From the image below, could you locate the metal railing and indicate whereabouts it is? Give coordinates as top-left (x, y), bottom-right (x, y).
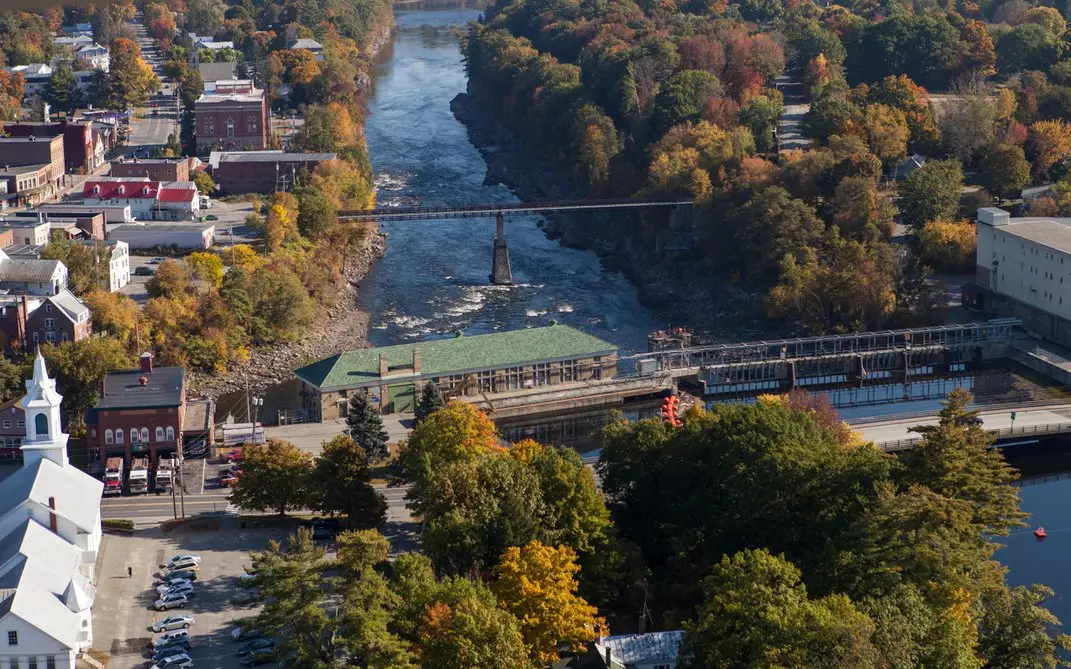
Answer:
top-left (877, 421), bottom-right (1071, 451)
top-left (1015, 470), bottom-right (1071, 487)
top-left (337, 198), bottom-right (695, 221)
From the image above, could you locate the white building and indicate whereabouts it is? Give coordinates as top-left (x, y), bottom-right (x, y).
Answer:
top-left (0, 354), bottom-right (102, 669)
top-left (970, 207), bottom-right (1071, 347)
top-left (595, 631), bottom-right (684, 669)
top-left (76, 240), bottom-right (128, 292)
top-left (83, 179), bottom-right (199, 221)
top-left (0, 249), bottom-right (68, 296)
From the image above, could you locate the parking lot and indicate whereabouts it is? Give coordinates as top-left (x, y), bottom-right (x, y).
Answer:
top-left (93, 521), bottom-right (281, 669)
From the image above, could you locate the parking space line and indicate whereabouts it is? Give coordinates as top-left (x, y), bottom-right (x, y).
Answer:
top-left (200, 458), bottom-right (206, 495)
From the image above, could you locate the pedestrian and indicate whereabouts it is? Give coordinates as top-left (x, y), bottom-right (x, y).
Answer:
top-left (127, 565), bottom-right (133, 578)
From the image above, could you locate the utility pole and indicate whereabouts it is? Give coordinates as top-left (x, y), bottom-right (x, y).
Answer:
top-left (250, 397), bottom-right (263, 445)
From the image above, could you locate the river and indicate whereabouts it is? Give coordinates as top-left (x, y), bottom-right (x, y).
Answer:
top-left (358, 4), bottom-right (663, 357)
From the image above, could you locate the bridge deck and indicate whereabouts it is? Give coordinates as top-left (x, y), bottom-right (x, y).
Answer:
top-left (337, 198), bottom-right (694, 220)
top-left (854, 404), bottom-right (1071, 450)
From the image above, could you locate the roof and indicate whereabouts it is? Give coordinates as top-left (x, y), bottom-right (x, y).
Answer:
top-left (200, 40), bottom-right (234, 50)
top-left (218, 152), bottom-right (335, 163)
top-left (196, 91), bottom-right (264, 104)
top-left (47, 290), bottom-right (89, 322)
top-left (0, 457), bottom-right (102, 534)
top-left (84, 180), bottom-right (158, 199)
top-left (0, 258), bottom-right (63, 283)
top-left (594, 631), bottom-right (684, 666)
top-left (108, 223), bottom-right (213, 233)
top-left (993, 217), bottom-right (1071, 254)
top-left (197, 61), bottom-right (236, 82)
top-left (158, 184), bottom-right (197, 203)
top-left (0, 163), bottom-right (50, 177)
top-left (183, 399), bottom-right (213, 433)
top-left (208, 150), bottom-right (282, 169)
top-left (3, 245), bottom-right (43, 259)
top-left (0, 563), bottom-right (81, 649)
top-left (288, 38), bottom-right (323, 50)
top-left (295, 324), bottom-right (617, 391)
top-left (0, 519), bottom-right (81, 584)
top-left (95, 366), bottom-right (185, 409)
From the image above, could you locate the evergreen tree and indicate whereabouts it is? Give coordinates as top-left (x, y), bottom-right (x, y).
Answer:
top-left (347, 392), bottom-right (388, 460)
top-left (415, 382), bottom-right (447, 423)
top-left (44, 62), bottom-right (78, 112)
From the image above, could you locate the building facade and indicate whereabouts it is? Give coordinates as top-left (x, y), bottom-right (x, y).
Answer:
top-left (0, 165), bottom-right (58, 208)
top-left (87, 353), bottom-right (185, 464)
top-left (0, 137), bottom-right (65, 189)
top-left (194, 81), bottom-right (269, 152)
top-left (295, 325), bottom-right (618, 420)
top-left (0, 250), bottom-right (67, 296)
top-left (109, 158), bottom-right (190, 182)
top-left (105, 223), bottom-right (214, 250)
top-left (213, 152), bottom-right (336, 194)
top-left (82, 179), bottom-right (199, 221)
top-left (4, 122), bottom-right (98, 175)
top-left (0, 292), bottom-right (91, 351)
top-left (75, 240), bottom-right (128, 292)
top-left (0, 399), bottom-right (25, 459)
top-left (966, 207), bottom-right (1071, 348)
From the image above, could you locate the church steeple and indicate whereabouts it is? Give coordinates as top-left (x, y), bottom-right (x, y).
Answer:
top-left (17, 351), bottom-right (68, 468)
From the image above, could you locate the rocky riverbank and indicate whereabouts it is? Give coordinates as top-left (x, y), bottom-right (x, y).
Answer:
top-left (450, 93), bottom-right (769, 339)
top-left (188, 231), bottom-right (385, 400)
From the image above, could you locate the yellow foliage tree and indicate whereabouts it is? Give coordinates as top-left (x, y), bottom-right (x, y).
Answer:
top-left (509, 439), bottom-right (545, 464)
top-left (1028, 120), bottom-right (1071, 180)
top-left (862, 104), bottom-right (909, 165)
top-left (396, 402), bottom-right (503, 500)
top-left (264, 192), bottom-right (301, 253)
top-left (186, 251), bottom-right (224, 288)
top-left (493, 540), bottom-right (606, 665)
top-left (82, 290), bottom-right (147, 355)
top-left (917, 217), bottom-right (977, 272)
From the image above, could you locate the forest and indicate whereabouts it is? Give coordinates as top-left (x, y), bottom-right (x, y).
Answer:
top-left (463, 0), bottom-right (1071, 333)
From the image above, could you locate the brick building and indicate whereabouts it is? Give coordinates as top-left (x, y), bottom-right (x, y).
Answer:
top-left (109, 157), bottom-right (191, 182)
top-left (194, 81), bottom-right (269, 152)
top-left (0, 398), bottom-right (25, 459)
top-left (3, 121), bottom-right (99, 174)
top-left (0, 291), bottom-right (91, 349)
top-left (213, 152), bottom-right (336, 194)
top-left (86, 353), bottom-right (185, 462)
top-left (0, 163), bottom-right (59, 207)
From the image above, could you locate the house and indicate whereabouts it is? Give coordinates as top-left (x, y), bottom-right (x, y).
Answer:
top-left (0, 398), bottom-right (25, 459)
top-left (59, 24), bottom-right (93, 38)
top-left (0, 354), bottom-right (102, 669)
top-left (594, 631), bottom-right (684, 669)
top-left (0, 164), bottom-right (59, 208)
top-left (295, 324), bottom-right (618, 420)
top-left (194, 80), bottom-right (269, 151)
top-left (86, 353), bottom-right (185, 463)
top-left (0, 249), bottom-right (67, 296)
top-left (196, 61), bottom-right (236, 84)
top-left (75, 240), bottom-right (129, 292)
top-left (82, 179), bottom-right (200, 221)
top-left (110, 157), bottom-right (191, 182)
top-left (71, 43), bottom-right (109, 73)
top-left (105, 223), bottom-right (214, 250)
top-left (212, 151), bottom-right (336, 194)
top-left (0, 221), bottom-right (49, 247)
top-left (4, 65), bottom-right (51, 97)
top-left (287, 38), bottom-right (324, 61)
top-left (24, 291), bottom-right (91, 347)
top-left (51, 36), bottom-right (94, 49)
top-left (891, 154), bottom-right (926, 181)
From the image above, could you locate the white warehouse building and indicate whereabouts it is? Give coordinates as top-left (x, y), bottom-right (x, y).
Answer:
top-left (968, 207), bottom-right (1071, 347)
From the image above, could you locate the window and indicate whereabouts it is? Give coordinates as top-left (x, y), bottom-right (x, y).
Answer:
top-left (534, 363), bottom-right (550, 386)
top-left (115, 429), bottom-right (123, 444)
top-left (561, 360), bottom-right (579, 383)
top-left (34, 414), bottom-right (47, 436)
top-left (477, 369), bottom-right (494, 393)
top-left (8, 631), bottom-right (17, 645)
top-left (166, 426), bottom-right (175, 441)
top-left (15, 420), bottom-right (22, 428)
top-left (44, 304), bottom-right (51, 314)
top-left (155, 427), bottom-right (164, 442)
top-left (44, 332), bottom-right (54, 343)
top-left (592, 356), bottom-right (602, 380)
top-left (31, 332), bottom-right (38, 343)
top-left (129, 428), bottom-right (138, 444)
top-left (204, 118), bottom-right (214, 135)
top-left (226, 117), bottom-right (235, 138)
top-left (2, 421), bottom-right (9, 429)
top-left (8, 657), bottom-right (14, 669)
top-left (141, 427), bottom-right (149, 443)
top-left (46, 657), bottom-right (54, 669)
top-left (247, 115), bottom-right (258, 133)
top-left (505, 367), bottom-right (523, 390)
top-left (27, 658), bottom-right (35, 669)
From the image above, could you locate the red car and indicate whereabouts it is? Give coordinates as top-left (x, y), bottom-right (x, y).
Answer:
top-left (224, 451), bottom-right (244, 464)
top-left (219, 470), bottom-right (239, 487)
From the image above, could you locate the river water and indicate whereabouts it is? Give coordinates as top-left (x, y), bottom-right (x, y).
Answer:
top-left (358, 5), bottom-right (663, 357)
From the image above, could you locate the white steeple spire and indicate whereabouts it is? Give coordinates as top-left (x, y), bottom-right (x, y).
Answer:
top-left (17, 350), bottom-right (68, 468)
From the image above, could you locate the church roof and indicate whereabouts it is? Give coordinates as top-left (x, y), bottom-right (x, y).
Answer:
top-left (0, 519), bottom-right (81, 579)
top-left (0, 561), bottom-right (80, 649)
top-left (0, 458), bottom-right (102, 533)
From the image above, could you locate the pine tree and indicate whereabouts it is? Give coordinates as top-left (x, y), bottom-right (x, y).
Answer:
top-left (415, 382), bottom-right (447, 423)
top-left (44, 63), bottom-right (78, 112)
top-left (347, 393), bottom-right (388, 460)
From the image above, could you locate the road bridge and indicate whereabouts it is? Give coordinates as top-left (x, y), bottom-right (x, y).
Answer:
top-left (337, 199), bottom-right (695, 285)
top-left (852, 404), bottom-right (1071, 451)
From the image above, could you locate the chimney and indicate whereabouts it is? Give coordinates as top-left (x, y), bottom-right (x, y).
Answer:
top-left (139, 376), bottom-right (148, 386)
top-left (47, 496), bottom-right (57, 533)
top-left (413, 349), bottom-right (422, 374)
top-left (139, 351), bottom-right (153, 373)
top-left (378, 354), bottom-right (388, 378)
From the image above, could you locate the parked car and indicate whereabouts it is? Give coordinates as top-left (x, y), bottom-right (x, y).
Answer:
top-left (152, 631), bottom-right (190, 648)
top-left (154, 592), bottom-right (190, 611)
top-left (156, 576), bottom-right (193, 591)
top-left (159, 583), bottom-right (195, 598)
top-left (151, 652), bottom-right (193, 669)
top-left (219, 471), bottom-right (239, 487)
top-left (224, 450), bottom-right (244, 464)
top-left (150, 615), bottom-right (193, 632)
top-left (148, 257), bottom-right (166, 265)
top-left (231, 624), bottom-right (260, 642)
top-left (152, 646), bottom-right (189, 664)
top-left (165, 554), bottom-right (202, 568)
top-left (161, 568), bottom-right (197, 582)
top-left (134, 266), bottom-right (156, 276)
top-left (237, 639), bottom-right (274, 658)
top-left (241, 651), bottom-right (273, 667)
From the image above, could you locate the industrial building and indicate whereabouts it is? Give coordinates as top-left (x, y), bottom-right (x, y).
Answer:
top-left (295, 324), bottom-right (617, 420)
top-left (106, 223), bottom-right (214, 250)
top-left (212, 151), bottom-right (336, 194)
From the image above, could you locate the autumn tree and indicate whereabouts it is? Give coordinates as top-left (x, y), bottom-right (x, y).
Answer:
top-left (229, 440), bottom-right (314, 515)
top-left (940, 97), bottom-right (998, 161)
top-left (146, 259), bottom-right (191, 298)
top-left (917, 218), bottom-right (977, 272)
top-left (41, 237), bottom-right (104, 296)
top-left (264, 192), bottom-right (301, 252)
top-left (82, 291), bottom-right (145, 355)
top-left (898, 159), bottom-right (964, 228)
top-left (493, 541), bottom-right (605, 665)
top-left (192, 170), bottom-right (215, 196)
top-left (862, 104), bottom-right (909, 165)
top-left (977, 585), bottom-right (1071, 667)
top-left (980, 144), bottom-right (1032, 200)
top-left (653, 70), bottom-right (723, 135)
top-left (1028, 119), bottom-right (1071, 180)
top-left (42, 338), bottom-right (132, 433)
top-left (186, 0), bottom-right (225, 35)
top-left (832, 176), bottom-right (896, 241)
top-left (310, 434), bottom-right (386, 528)
top-left (296, 102), bottom-right (361, 153)
top-left (185, 251), bottom-right (223, 288)
top-left (730, 186), bottom-right (824, 285)
top-left (94, 38), bottom-right (158, 110)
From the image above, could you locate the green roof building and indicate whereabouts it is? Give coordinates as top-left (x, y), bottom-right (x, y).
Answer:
top-left (294, 325), bottom-right (618, 419)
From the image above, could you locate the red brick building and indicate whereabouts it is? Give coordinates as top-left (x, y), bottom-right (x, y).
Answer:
top-left (0, 397), bottom-right (25, 459)
top-left (86, 353), bottom-right (186, 462)
top-left (0, 292), bottom-right (92, 350)
top-left (110, 157), bottom-right (191, 182)
top-left (194, 81), bottom-right (269, 152)
top-left (213, 151), bottom-right (336, 194)
top-left (3, 121), bottom-right (99, 174)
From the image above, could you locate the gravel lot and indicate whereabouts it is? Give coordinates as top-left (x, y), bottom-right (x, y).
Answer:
top-left (93, 523), bottom-right (283, 669)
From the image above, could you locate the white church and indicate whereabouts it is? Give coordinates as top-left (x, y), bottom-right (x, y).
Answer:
top-left (0, 353), bottom-right (102, 669)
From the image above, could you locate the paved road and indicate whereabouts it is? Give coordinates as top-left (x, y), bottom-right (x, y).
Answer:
top-left (775, 75), bottom-right (812, 153)
top-left (855, 405), bottom-right (1071, 447)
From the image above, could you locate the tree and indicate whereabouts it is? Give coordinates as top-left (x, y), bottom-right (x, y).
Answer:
top-left (296, 102), bottom-right (360, 153)
top-left (41, 237), bottom-right (103, 296)
top-left (898, 159), bottom-right (964, 228)
top-left (415, 382), bottom-right (447, 423)
top-left (146, 259), bottom-right (191, 298)
top-left (940, 97), bottom-right (997, 161)
top-left (0, 357), bottom-right (27, 404)
top-left (83, 291), bottom-right (145, 354)
top-left (977, 585), bottom-right (1071, 668)
top-left (186, 0), bottom-right (225, 35)
top-left (1028, 119), bottom-right (1071, 180)
top-left (311, 434), bottom-right (387, 528)
top-left (94, 38), bottom-right (158, 110)
top-left (395, 401), bottom-right (502, 499)
top-left (493, 540), bottom-right (605, 665)
top-left (980, 144), bottom-right (1031, 200)
top-left (185, 252), bottom-right (223, 289)
top-left (653, 70), bottom-right (722, 135)
top-left (680, 549), bottom-right (880, 668)
top-left (294, 186), bottom-right (338, 239)
top-left (44, 62), bottom-right (78, 112)
top-left (229, 439), bottom-right (314, 515)
top-left (738, 95), bottom-right (782, 153)
top-left (191, 170), bottom-right (215, 196)
top-left (416, 594), bottom-right (533, 669)
top-left (832, 176), bottom-right (896, 241)
top-left (346, 393), bottom-right (389, 461)
top-left (917, 218), bottom-right (977, 272)
top-left (996, 24), bottom-right (1059, 74)
top-left (861, 104), bottom-right (909, 165)
top-left (731, 186), bottom-right (824, 285)
top-left (41, 338), bottom-right (131, 433)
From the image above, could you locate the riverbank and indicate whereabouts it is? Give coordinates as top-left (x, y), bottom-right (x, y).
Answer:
top-left (449, 92), bottom-right (770, 339)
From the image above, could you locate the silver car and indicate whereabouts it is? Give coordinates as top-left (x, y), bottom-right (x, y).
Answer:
top-left (154, 592), bottom-right (190, 611)
top-left (150, 616), bottom-right (193, 632)
top-left (150, 653), bottom-right (192, 669)
top-left (152, 630), bottom-right (190, 648)
top-left (158, 583), bottom-right (195, 598)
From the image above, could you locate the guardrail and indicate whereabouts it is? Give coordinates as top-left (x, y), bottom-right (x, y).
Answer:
top-left (877, 421), bottom-right (1071, 451)
top-left (848, 396), bottom-right (1071, 426)
top-left (1015, 470), bottom-right (1071, 487)
top-left (338, 198), bottom-right (695, 220)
